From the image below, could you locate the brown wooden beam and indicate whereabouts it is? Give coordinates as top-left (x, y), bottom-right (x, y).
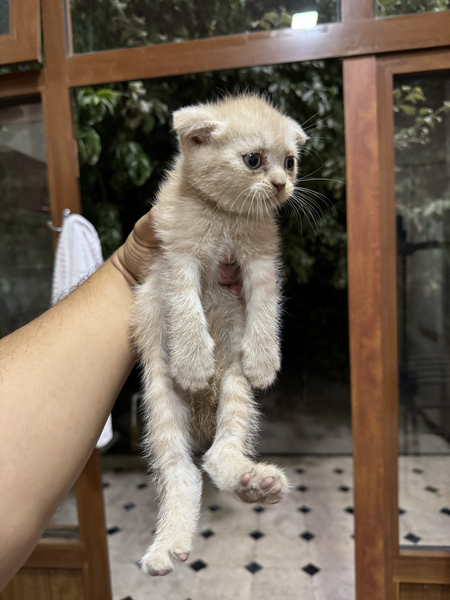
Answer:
top-left (24, 540), bottom-right (87, 569)
top-left (76, 451), bottom-right (112, 600)
top-left (67, 11), bottom-right (450, 87)
top-left (0, 71), bottom-right (43, 99)
top-left (40, 0), bottom-right (81, 224)
top-left (379, 46), bottom-right (450, 76)
top-left (395, 552), bottom-right (450, 585)
top-left (344, 54), bottom-right (399, 600)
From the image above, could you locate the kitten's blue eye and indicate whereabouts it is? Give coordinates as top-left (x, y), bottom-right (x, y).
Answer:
top-left (284, 156), bottom-right (295, 171)
top-left (243, 153), bottom-right (262, 169)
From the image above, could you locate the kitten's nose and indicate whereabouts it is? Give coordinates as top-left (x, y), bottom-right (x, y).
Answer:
top-left (272, 181), bottom-right (286, 193)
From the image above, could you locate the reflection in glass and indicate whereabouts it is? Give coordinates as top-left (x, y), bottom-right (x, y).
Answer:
top-left (395, 73), bottom-right (450, 549)
top-left (70, 0), bottom-right (339, 54)
top-left (0, 0), bottom-right (9, 35)
top-left (376, 0), bottom-right (449, 18)
top-left (0, 103), bottom-right (53, 340)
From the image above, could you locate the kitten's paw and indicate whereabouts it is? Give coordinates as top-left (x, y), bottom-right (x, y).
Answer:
top-left (236, 464), bottom-right (289, 505)
top-left (171, 332), bottom-right (215, 392)
top-left (140, 546), bottom-right (190, 577)
top-left (140, 547), bottom-right (173, 577)
top-left (242, 340), bottom-right (280, 389)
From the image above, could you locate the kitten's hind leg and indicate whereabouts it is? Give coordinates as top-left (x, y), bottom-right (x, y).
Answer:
top-left (203, 364), bottom-right (289, 505)
top-left (140, 378), bottom-right (202, 576)
top-left (132, 270), bottom-right (201, 577)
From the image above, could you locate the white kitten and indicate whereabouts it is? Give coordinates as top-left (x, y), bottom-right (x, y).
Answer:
top-left (131, 94), bottom-right (308, 576)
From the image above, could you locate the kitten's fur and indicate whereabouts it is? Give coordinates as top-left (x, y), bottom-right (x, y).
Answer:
top-left (131, 95), bottom-right (307, 576)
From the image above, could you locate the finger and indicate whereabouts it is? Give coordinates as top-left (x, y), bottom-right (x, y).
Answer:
top-left (218, 263), bottom-right (240, 285)
top-left (229, 284), bottom-right (243, 298)
top-left (132, 207), bottom-right (160, 249)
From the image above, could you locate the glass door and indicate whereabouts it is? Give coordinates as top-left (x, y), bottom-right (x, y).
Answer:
top-left (395, 70), bottom-right (450, 553)
top-left (344, 49), bottom-right (450, 600)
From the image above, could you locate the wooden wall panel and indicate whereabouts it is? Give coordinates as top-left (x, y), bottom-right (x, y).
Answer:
top-left (400, 583), bottom-right (450, 600)
top-left (0, 568), bottom-right (84, 600)
top-left (50, 569), bottom-right (85, 599)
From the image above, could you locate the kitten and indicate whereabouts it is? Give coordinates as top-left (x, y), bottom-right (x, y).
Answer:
top-left (131, 94), bottom-right (307, 576)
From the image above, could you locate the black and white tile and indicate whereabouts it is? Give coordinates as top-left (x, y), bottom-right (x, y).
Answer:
top-left (49, 455), bottom-right (450, 600)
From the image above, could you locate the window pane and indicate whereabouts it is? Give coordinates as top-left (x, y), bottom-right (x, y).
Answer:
top-left (376, 0), bottom-right (450, 18)
top-left (395, 72), bottom-right (450, 549)
top-left (45, 487), bottom-right (79, 539)
top-left (0, 102), bottom-right (53, 339)
top-left (0, 101), bottom-right (80, 539)
top-left (0, 0), bottom-right (9, 34)
top-left (70, 0), bottom-right (340, 54)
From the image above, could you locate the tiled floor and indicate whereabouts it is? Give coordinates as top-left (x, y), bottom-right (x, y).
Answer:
top-left (102, 456), bottom-right (355, 600)
top-left (49, 454), bottom-right (450, 600)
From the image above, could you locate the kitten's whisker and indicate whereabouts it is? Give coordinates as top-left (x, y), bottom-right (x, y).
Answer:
top-left (301, 107), bottom-right (337, 132)
top-left (293, 186), bottom-right (329, 207)
top-left (293, 186), bottom-right (336, 214)
top-left (289, 196), bottom-right (321, 233)
top-left (292, 199), bottom-right (323, 223)
top-left (296, 176), bottom-right (343, 185)
top-left (231, 186), bottom-right (251, 207)
top-left (285, 198), bottom-right (304, 233)
top-left (296, 164), bottom-right (325, 181)
top-left (300, 147), bottom-right (324, 165)
top-left (230, 186), bottom-right (252, 213)
top-left (293, 190), bottom-right (324, 209)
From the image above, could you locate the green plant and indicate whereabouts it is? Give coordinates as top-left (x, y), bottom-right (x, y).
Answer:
top-left (376, 0), bottom-right (449, 16)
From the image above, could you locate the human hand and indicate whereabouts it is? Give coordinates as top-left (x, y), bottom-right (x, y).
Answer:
top-left (110, 208), bottom-right (160, 285)
top-left (110, 208), bottom-right (242, 295)
top-left (218, 263), bottom-right (242, 299)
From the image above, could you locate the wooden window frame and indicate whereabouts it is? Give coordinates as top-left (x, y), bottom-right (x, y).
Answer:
top-left (0, 0), bottom-right (41, 65)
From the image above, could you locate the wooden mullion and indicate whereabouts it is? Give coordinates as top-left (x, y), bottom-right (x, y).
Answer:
top-left (67, 11), bottom-right (450, 87)
top-left (344, 55), bottom-right (399, 600)
top-left (40, 0), bottom-right (81, 225)
top-left (23, 540), bottom-right (87, 570)
top-left (0, 71), bottom-right (43, 99)
top-left (75, 451), bottom-right (112, 600)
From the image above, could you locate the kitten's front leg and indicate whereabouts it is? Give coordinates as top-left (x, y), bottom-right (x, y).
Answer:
top-left (166, 251), bottom-right (214, 392)
top-left (241, 256), bottom-right (281, 389)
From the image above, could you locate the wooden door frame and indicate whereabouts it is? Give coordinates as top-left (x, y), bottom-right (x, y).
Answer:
top-left (3, 1), bottom-right (450, 598)
top-left (345, 48), bottom-right (450, 600)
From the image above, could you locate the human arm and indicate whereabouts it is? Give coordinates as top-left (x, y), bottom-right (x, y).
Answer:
top-left (0, 210), bottom-right (161, 589)
top-left (0, 208), bottom-right (241, 589)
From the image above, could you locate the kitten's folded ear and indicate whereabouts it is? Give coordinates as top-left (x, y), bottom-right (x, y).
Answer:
top-left (173, 105), bottom-right (223, 145)
top-left (285, 117), bottom-right (309, 146)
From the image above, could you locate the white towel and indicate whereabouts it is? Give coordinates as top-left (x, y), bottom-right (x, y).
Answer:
top-left (51, 213), bottom-right (113, 449)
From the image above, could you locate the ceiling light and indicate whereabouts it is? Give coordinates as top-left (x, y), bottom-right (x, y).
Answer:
top-left (291, 11), bottom-right (319, 30)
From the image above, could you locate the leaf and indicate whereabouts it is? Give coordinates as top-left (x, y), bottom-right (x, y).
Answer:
top-left (400, 104), bottom-right (416, 116)
top-left (76, 126), bottom-right (101, 166)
